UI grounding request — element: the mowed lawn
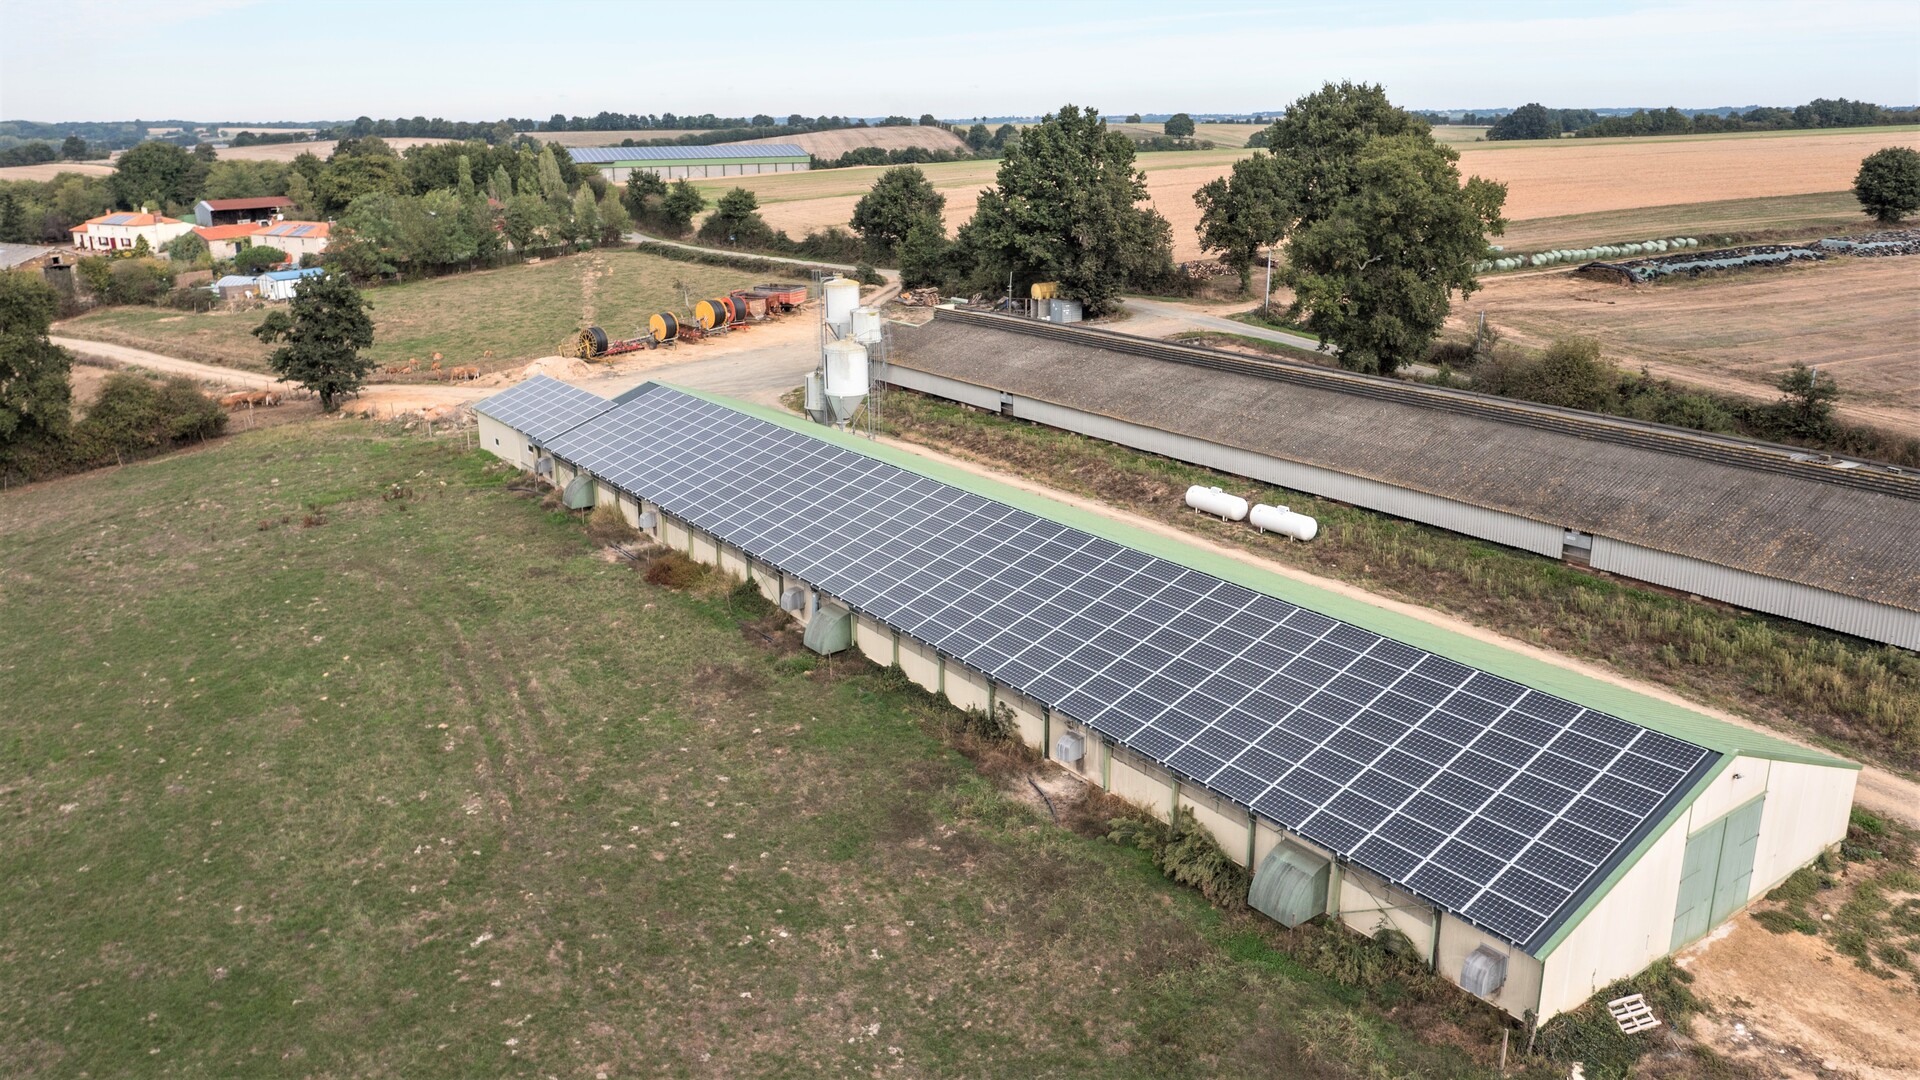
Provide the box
[53,249,752,373]
[0,423,1494,1079]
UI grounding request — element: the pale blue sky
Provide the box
[3,0,1916,123]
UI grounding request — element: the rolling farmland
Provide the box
[723,127,1918,259]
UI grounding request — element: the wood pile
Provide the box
[895,287,943,307]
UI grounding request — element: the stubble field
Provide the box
[1447,257,1920,436]
[733,126,970,156]
[721,127,1918,259]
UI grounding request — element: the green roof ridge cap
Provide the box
[659,382,1856,771]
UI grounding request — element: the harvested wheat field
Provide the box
[522,129,711,146]
[1450,257,1920,436]
[0,161,117,182]
[738,128,1918,260]
[733,125,969,156]
[214,137,455,161]
[1453,128,1920,221]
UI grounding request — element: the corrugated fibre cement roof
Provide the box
[536,381,1747,954]
[890,314,1920,613]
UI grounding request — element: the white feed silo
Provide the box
[850,305,882,345]
[822,338,869,424]
[824,277,860,339]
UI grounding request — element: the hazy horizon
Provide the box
[4,0,1916,126]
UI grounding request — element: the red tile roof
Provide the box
[200,196,294,211]
[79,212,179,227]
[194,223,264,240]
[255,221,331,239]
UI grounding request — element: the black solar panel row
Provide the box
[533,383,1718,951]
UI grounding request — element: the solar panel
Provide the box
[472,375,619,446]
[540,384,1717,951]
[102,214,134,225]
[567,144,807,164]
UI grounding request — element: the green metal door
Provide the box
[1710,797,1766,925]
[1669,796,1766,951]
[1670,817,1723,951]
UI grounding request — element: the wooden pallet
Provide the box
[1607,993,1661,1034]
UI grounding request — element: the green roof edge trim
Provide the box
[667,383,1857,774]
[664,383,1853,772]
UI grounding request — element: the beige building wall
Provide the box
[1684,756,1770,831]
[1536,816,1689,1021]
[689,530,718,566]
[943,661,991,715]
[747,558,780,602]
[477,414,534,469]
[662,516,689,552]
[1336,867,1437,958]
[1178,785,1254,867]
[1107,752,1173,819]
[897,636,941,693]
[1436,913,1544,1020]
[996,686,1047,752]
[718,543,748,582]
[854,615,894,667]
[1750,759,1855,897]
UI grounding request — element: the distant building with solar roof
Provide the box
[566,144,810,182]
[69,210,193,252]
[193,196,293,228]
[472,376,1861,1022]
[248,220,331,261]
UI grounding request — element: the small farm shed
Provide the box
[473,378,1860,1024]
[256,266,325,301]
[567,144,811,182]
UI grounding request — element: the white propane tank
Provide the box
[1184,485,1248,521]
[824,277,860,337]
[850,305,882,344]
[1250,503,1318,541]
[823,338,869,398]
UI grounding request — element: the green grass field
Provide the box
[0,422,1502,1078]
[53,249,752,373]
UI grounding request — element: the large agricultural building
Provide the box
[475,375,1858,1024]
[566,144,811,182]
[884,310,1920,650]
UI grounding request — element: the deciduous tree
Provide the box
[1259,82,1506,374]
[110,141,204,212]
[1163,112,1195,138]
[1854,146,1920,223]
[958,104,1171,315]
[850,166,945,260]
[252,273,375,412]
[0,271,73,473]
[1193,155,1284,291]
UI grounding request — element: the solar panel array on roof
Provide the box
[473,375,621,446]
[289,225,314,237]
[566,144,807,164]
[541,384,1717,951]
[102,214,135,225]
